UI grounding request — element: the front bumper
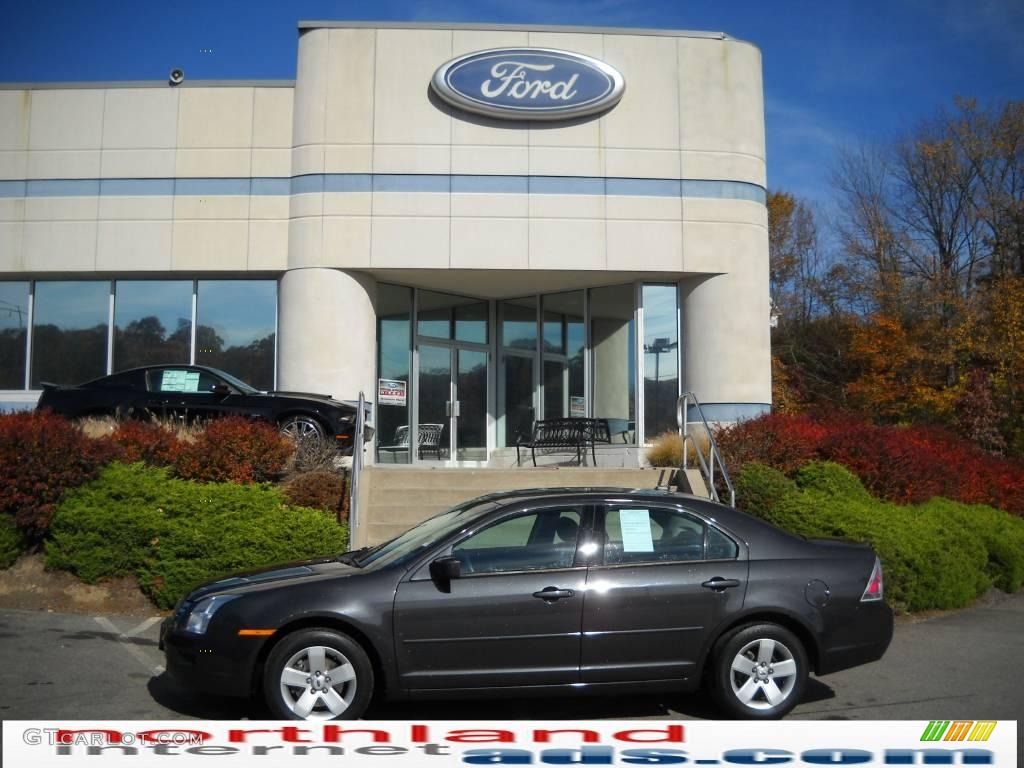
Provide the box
[160,618,261,699]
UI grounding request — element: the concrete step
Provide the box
[353,466,678,546]
[360,466,671,490]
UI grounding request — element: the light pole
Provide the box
[643,336,678,434]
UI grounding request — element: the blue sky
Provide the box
[1,0,1021,206]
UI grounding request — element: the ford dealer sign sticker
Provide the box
[431,48,626,121]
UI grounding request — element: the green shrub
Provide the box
[794,461,872,502]
[735,463,797,518]
[47,463,349,608]
[737,460,1024,613]
[0,514,26,569]
[919,498,1024,593]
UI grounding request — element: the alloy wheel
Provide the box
[728,637,798,710]
[278,645,358,720]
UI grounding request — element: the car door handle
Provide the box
[532,587,575,601]
[702,578,741,591]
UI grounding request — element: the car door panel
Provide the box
[580,504,748,684]
[392,505,589,691]
[393,568,587,690]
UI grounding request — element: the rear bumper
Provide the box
[817,601,894,675]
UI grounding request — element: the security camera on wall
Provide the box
[168,68,185,85]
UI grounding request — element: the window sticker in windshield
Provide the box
[161,370,201,393]
[619,509,654,552]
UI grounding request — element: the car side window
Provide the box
[602,506,736,565]
[148,369,225,394]
[452,508,582,575]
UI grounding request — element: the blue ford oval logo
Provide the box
[431,48,625,121]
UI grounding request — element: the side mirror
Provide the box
[430,556,461,582]
[211,383,231,396]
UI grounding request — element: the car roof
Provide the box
[482,486,703,507]
[477,486,803,548]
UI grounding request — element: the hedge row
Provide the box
[0,411,296,544]
[736,461,1024,612]
[716,413,1024,515]
[46,463,350,608]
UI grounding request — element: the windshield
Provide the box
[208,368,259,394]
[355,498,500,570]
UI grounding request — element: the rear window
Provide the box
[602,505,738,565]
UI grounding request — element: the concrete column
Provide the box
[277,268,377,405]
[681,272,771,422]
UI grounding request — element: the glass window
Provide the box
[452,508,582,574]
[643,284,680,441]
[708,527,739,560]
[542,291,585,419]
[376,284,412,463]
[147,367,225,394]
[417,291,488,343]
[195,281,276,391]
[31,281,110,387]
[113,280,192,371]
[603,506,713,565]
[590,284,635,442]
[498,297,538,447]
[0,282,30,389]
[500,298,537,351]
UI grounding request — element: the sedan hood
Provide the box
[186,556,358,602]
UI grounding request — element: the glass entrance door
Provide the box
[416,343,488,464]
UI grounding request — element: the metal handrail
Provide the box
[676,392,736,507]
[348,391,365,550]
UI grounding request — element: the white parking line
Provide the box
[94,616,165,676]
[124,615,163,638]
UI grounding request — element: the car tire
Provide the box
[710,622,808,719]
[263,628,374,720]
[279,415,327,447]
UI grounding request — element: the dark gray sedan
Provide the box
[161,488,893,720]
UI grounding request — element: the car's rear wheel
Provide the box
[263,628,373,720]
[279,415,327,447]
[710,623,808,719]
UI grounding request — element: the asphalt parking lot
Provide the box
[0,592,1022,722]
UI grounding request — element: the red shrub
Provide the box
[103,419,184,467]
[715,413,831,475]
[282,470,347,519]
[719,411,1024,515]
[0,411,117,540]
[174,416,294,484]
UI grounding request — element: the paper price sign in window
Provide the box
[160,370,202,393]
[619,508,654,552]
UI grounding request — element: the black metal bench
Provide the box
[515,417,611,467]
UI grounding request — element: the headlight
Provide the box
[184,595,238,635]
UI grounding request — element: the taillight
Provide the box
[861,557,884,602]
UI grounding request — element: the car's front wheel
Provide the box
[263,628,374,720]
[279,415,327,447]
[710,623,808,719]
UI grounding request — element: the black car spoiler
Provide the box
[39,382,65,391]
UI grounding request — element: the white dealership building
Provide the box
[0,21,770,466]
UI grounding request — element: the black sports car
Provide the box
[161,487,893,720]
[36,364,368,450]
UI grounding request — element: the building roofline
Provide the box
[0,79,294,90]
[297,19,734,41]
